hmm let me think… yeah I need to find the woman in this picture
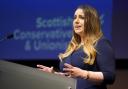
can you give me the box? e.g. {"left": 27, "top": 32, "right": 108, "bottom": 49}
{"left": 37, "top": 5, "right": 115, "bottom": 89}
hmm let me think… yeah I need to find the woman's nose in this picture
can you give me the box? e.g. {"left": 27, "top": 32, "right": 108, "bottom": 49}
{"left": 75, "top": 18, "right": 79, "bottom": 23}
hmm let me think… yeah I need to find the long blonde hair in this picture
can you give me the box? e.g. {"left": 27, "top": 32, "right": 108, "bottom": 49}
{"left": 59, "top": 5, "right": 103, "bottom": 65}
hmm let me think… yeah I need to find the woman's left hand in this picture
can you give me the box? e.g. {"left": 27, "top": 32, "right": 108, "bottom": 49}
{"left": 63, "top": 63, "right": 85, "bottom": 78}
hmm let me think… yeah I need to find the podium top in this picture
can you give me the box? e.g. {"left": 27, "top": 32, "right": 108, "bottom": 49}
{"left": 0, "top": 60, "right": 76, "bottom": 89}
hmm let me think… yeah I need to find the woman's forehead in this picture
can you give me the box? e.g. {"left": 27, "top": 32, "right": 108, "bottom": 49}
{"left": 74, "top": 9, "right": 84, "bottom": 15}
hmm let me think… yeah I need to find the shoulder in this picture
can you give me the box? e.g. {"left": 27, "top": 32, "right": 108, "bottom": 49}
{"left": 95, "top": 36, "right": 114, "bottom": 54}
{"left": 96, "top": 36, "right": 112, "bottom": 48}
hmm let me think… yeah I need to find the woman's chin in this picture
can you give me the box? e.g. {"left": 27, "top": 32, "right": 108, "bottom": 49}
{"left": 74, "top": 30, "right": 83, "bottom": 35}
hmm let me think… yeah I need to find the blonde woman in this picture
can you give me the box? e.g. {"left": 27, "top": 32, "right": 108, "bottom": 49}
{"left": 37, "top": 5, "right": 115, "bottom": 89}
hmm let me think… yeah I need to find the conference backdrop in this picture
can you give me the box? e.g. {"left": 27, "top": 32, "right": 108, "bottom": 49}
{"left": 0, "top": 0, "right": 112, "bottom": 60}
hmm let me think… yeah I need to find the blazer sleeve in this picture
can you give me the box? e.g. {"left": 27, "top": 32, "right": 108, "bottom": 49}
{"left": 96, "top": 39, "right": 116, "bottom": 84}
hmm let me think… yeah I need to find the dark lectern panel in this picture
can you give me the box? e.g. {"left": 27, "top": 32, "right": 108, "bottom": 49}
{"left": 0, "top": 60, "right": 76, "bottom": 89}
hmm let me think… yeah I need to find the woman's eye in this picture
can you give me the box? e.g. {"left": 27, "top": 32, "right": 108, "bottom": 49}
{"left": 73, "top": 15, "right": 85, "bottom": 20}
{"left": 79, "top": 15, "right": 85, "bottom": 19}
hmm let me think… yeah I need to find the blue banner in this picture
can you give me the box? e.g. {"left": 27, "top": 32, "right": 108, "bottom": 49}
{"left": 0, "top": 0, "right": 112, "bottom": 60}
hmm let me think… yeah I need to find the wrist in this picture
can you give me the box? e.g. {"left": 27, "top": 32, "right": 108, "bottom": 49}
{"left": 82, "top": 70, "right": 89, "bottom": 79}
{"left": 86, "top": 71, "right": 89, "bottom": 79}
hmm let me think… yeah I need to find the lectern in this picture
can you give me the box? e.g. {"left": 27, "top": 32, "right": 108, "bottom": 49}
{"left": 0, "top": 60, "right": 76, "bottom": 89}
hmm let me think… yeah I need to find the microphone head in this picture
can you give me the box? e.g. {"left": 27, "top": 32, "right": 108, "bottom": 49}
{"left": 6, "top": 34, "right": 14, "bottom": 39}
{"left": 0, "top": 33, "right": 14, "bottom": 42}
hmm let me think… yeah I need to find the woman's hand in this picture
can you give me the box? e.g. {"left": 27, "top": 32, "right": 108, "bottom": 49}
{"left": 37, "top": 64, "right": 54, "bottom": 73}
{"left": 63, "top": 63, "right": 88, "bottom": 78}
{"left": 37, "top": 64, "right": 70, "bottom": 77}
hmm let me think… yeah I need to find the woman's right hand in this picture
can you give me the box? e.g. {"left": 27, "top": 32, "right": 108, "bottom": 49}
{"left": 37, "top": 64, "right": 54, "bottom": 73}
{"left": 37, "top": 64, "right": 69, "bottom": 77}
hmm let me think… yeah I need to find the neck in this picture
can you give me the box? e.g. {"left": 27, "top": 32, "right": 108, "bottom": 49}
{"left": 80, "top": 35, "right": 85, "bottom": 44}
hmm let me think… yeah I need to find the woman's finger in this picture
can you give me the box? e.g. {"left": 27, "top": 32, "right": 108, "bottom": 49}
{"left": 64, "top": 63, "right": 73, "bottom": 68}
{"left": 37, "top": 64, "right": 47, "bottom": 69}
{"left": 63, "top": 68, "right": 73, "bottom": 73}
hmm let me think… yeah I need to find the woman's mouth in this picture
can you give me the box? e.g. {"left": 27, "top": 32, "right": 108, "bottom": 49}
{"left": 75, "top": 25, "right": 81, "bottom": 30}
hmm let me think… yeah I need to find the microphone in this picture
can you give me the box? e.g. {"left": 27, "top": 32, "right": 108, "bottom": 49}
{"left": 0, "top": 33, "right": 14, "bottom": 42}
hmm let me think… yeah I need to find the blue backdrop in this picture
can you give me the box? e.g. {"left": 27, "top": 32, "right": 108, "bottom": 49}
{"left": 0, "top": 0, "right": 112, "bottom": 60}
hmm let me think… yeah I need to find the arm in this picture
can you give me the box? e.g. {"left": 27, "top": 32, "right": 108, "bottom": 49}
{"left": 95, "top": 39, "right": 116, "bottom": 84}
{"left": 83, "top": 39, "right": 115, "bottom": 84}
{"left": 63, "top": 63, "right": 104, "bottom": 84}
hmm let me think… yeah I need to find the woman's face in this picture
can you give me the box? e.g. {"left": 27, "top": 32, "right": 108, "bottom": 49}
{"left": 73, "top": 8, "right": 85, "bottom": 36}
